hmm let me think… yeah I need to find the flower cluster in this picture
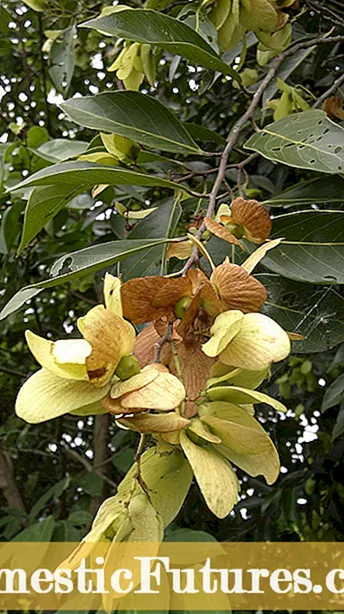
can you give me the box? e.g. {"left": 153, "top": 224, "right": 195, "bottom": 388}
{"left": 16, "top": 200, "right": 292, "bottom": 525}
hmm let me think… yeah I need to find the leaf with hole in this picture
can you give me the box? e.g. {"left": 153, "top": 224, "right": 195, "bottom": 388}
{"left": 245, "top": 110, "right": 344, "bottom": 174}
{"left": 81, "top": 9, "right": 240, "bottom": 80}
{"left": 260, "top": 210, "right": 344, "bottom": 284}
{"left": 264, "top": 175, "right": 344, "bottom": 207}
{"left": 8, "top": 161, "right": 184, "bottom": 193}
{"left": 61, "top": 91, "right": 202, "bottom": 155}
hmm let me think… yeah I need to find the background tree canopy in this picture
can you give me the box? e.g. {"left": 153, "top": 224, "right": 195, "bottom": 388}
{"left": 1, "top": 0, "right": 344, "bottom": 579}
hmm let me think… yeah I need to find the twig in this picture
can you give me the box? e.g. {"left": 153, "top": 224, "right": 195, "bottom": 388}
{"left": 313, "top": 72, "right": 344, "bottom": 108}
{"left": 181, "top": 33, "right": 344, "bottom": 275}
{"left": 65, "top": 447, "right": 118, "bottom": 489}
{"left": 153, "top": 322, "right": 173, "bottom": 363}
{"left": 0, "top": 366, "right": 27, "bottom": 378}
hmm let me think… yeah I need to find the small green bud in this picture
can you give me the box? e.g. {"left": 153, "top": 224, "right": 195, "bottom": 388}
{"left": 174, "top": 296, "right": 192, "bottom": 319}
{"left": 115, "top": 355, "right": 141, "bottom": 380}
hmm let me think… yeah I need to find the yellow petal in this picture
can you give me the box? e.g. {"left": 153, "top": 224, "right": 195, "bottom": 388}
{"left": 187, "top": 418, "right": 222, "bottom": 444}
{"left": 217, "top": 441, "right": 280, "bottom": 485}
{"left": 103, "top": 273, "right": 123, "bottom": 316}
{"left": 15, "top": 369, "right": 110, "bottom": 424}
{"left": 206, "top": 385, "right": 287, "bottom": 412}
{"left": 201, "top": 408, "right": 273, "bottom": 454}
{"left": 207, "top": 364, "right": 270, "bottom": 389}
{"left": 241, "top": 238, "right": 283, "bottom": 273}
{"left": 219, "top": 312, "right": 290, "bottom": 370}
{"left": 127, "top": 490, "right": 164, "bottom": 542}
{"left": 52, "top": 339, "right": 92, "bottom": 364}
{"left": 179, "top": 431, "right": 239, "bottom": 519}
{"left": 120, "top": 372, "right": 185, "bottom": 411}
{"left": 202, "top": 310, "right": 244, "bottom": 357}
{"left": 110, "top": 366, "right": 159, "bottom": 399}
{"left": 82, "top": 305, "right": 136, "bottom": 386}
{"left": 25, "top": 331, "right": 88, "bottom": 380}
{"left": 119, "top": 447, "right": 193, "bottom": 527}
{"left": 71, "top": 401, "right": 107, "bottom": 416}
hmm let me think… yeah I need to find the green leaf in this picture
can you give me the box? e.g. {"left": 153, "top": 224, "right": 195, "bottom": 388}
{"left": 261, "top": 210, "right": 344, "bottom": 284}
{"left": 332, "top": 404, "right": 344, "bottom": 440}
{"left": 29, "top": 477, "right": 70, "bottom": 523}
{"left": 0, "top": 201, "right": 24, "bottom": 254}
{"left": 79, "top": 472, "right": 104, "bottom": 496}
{"left": 0, "top": 238, "right": 176, "bottom": 320}
{"left": 81, "top": 9, "right": 240, "bottom": 80}
{"left": 264, "top": 175, "right": 344, "bottom": 207}
{"left": 30, "top": 138, "right": 88, "bottom": 163}
{"left": 185, "top": 122, "right": 226, "bottom": 145}
{"left": 165, "top": 528, "right": 217, "bottom": 542}
{"left": 121, "top": 198, "right": 182, "bottom": 279}
{"left": 12, "top": 515, "right": 55, "bottom": 542}
{"left": 18, "top": 184, "right": 88, "bottom": 254}
{"left": 61, "top": 91, "right": 203, "bottom": 155}
{"left": 259, "top": 273, "right": 344, "bottom": 354}
{"left": 8, "top": 161, "right": 184, "bottom": 192}
{"left": 49, "top": 25, "right": 76, "bottom": 96}
{"left": 322, "top": 374, "right": 344, "bottom": 412}
{"left": 245, "top": 110, "right": 344, "bottom": 174}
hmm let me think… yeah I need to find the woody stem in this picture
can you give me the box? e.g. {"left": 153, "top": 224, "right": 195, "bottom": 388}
{"left": 181, "top": 33, "right": 344, "bottom": 276}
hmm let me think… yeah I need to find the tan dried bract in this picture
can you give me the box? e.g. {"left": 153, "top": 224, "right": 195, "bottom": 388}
{"left": 121, "top": 276, "right": 192, "bottom": 324}
{"left": 230, "top": 197, "right": 272, "bottom": 243}
{"left": 205, "top": 217, "right": 245, "bottom": 250}
{"left": 322, "top": 96, "right": 344, "bottom": 121}
{"left": 211, "top": 262, "right": 267, "bottom": 313}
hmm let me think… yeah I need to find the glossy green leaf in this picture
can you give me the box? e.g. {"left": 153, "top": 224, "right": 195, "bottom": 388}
{"left": 264, "top": 175, "right": 344, "bottom": 207}
{"left": 185, "top": 122, "right": 226, "bottom": 145}
{"left": 245, "top": 110, "right": 344, "bottom": 174}
{"left": 30, "top": 138, "right": 88, "bottom": 163}
{"left": 261, "top": 210, "right": 344, "bottom": 284}
{"left": 121, "top": 198, "right": 181, "bottom": 279}
{"left": 259, "top": 273, "right": 344, "bottom": 354}
{"left": 81, "top": 10, "right": 240, "bottom": 80}
{"left": 49, "top": 26, "right": 76, "bottom": 96}
{"left": 61, "top": 91, "right": 202, "bottom": 155}
{"left": 0, "top": 238, "right": 175, "bottom": 320}
{"left": 322, "top": 374, "right": 344, "bottom": 412}
{"left": 18, "top": 184, "right": 88, "bottom": 254}
{"left": 8, "top": 161, "right": 184, "bottom": 192}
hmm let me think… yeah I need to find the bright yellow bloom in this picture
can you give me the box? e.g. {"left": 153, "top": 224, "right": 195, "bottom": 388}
{"left": 202, "top": 310, "right": 291, "bottom": 370}
{"left": 16, "top": 274, "right": 136, "bottom": 423}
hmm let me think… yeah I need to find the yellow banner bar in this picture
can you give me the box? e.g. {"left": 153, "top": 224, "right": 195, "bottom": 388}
{"left": 1, "top": 542, "right": 344, "bottom": 610}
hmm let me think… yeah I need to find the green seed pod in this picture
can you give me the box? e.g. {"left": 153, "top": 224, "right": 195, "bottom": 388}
{"left": 115, "top": 355, "right": 141, "bottom": 380}
{"left": 174, "top": 296, "right": 192, "bottom": 319}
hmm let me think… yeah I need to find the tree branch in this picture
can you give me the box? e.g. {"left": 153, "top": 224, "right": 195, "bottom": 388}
{"left": 0, "top": 450, "right": 26, "bottom": 514}
{"left": 181, "top": 33, "right": 344, "bottom": 274}
{"left": 313, "top": 72, "right": 344, "bottom": 108}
